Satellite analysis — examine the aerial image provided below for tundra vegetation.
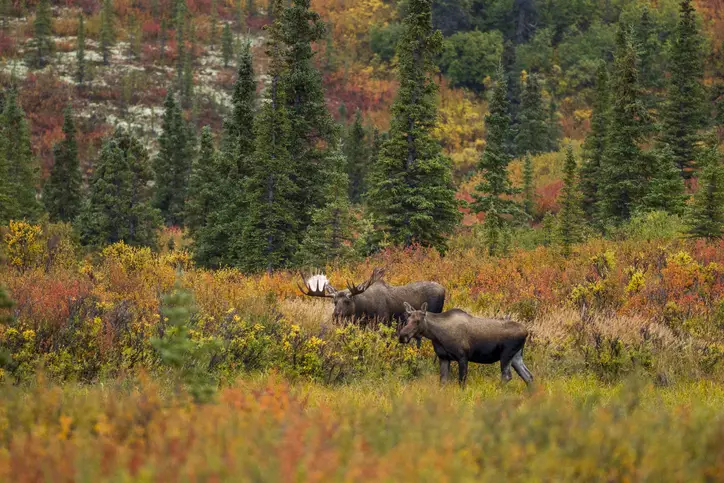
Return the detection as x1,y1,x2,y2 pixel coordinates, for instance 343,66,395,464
2,0,724,479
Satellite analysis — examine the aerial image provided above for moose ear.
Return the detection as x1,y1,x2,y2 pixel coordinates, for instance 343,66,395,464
420,302,428,313
404,302,413,314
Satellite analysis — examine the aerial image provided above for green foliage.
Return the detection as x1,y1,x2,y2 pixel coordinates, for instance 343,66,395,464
76,129,161,248
344,109,370,204
366,0,460,252
439,30,503,92
522,153,535,218
686,145,724,240
281,0,339,240
43,106,82,223
237,0,298,273
614,210,685,241
515,72,551,156
579,63,609,224
222,23,233,68
209,0,218,48
181,50,194,108
186,127,219,239
0,87,41,223
76,15,86,86
28,0,53,68
298,148,356,266
153,92,192,227
661,0,707,178
222,41,256,169
641,145,687,215
151,280,221,403
369,23,403,63
100,0,115,65
472,66,526,255
557,144,585,256
598,25,649,225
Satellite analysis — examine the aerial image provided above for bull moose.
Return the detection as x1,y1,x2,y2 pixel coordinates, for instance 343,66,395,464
398,303,534,387
298,268,445,346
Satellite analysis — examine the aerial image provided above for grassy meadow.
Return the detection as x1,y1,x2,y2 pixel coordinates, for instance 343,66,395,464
3,216,724,480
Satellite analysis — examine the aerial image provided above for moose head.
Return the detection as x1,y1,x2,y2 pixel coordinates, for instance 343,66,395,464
298,268,386,321
398,302,427,344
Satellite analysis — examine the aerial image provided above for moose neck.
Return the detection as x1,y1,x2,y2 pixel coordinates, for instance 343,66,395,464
419,313,444,342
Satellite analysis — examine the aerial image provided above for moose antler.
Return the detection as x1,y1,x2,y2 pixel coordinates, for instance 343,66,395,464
346,267,385,296
298,271,336,298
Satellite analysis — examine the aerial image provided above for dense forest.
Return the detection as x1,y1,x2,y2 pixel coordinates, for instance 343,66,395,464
0,0,722,272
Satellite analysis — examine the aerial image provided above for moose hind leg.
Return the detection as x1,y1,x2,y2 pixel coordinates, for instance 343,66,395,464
500,353,514,385
511,349,534,386
458,359,469,387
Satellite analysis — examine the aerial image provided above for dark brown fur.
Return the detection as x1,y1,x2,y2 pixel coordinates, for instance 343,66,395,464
399,304,533,387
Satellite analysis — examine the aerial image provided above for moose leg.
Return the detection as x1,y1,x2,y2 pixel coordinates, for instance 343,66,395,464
458,359,469,387
511,349,534,386
439,359,450,384
500,353,514,385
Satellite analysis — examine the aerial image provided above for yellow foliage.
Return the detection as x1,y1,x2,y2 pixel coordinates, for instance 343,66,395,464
3,221,43,272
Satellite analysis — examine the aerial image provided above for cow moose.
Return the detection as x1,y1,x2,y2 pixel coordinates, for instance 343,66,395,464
298,268,445,346
398,303,534,387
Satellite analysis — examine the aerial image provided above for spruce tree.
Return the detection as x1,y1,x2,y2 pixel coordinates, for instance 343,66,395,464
557,144,584,256
175,13,185,86
547,95,561,152
298,147,355,266
598,25,648,225
686,144,724,239
76,129,161,247
471,65,525,255
153,92,192,226
100,0,115,65
502,40,521,131
662,0,707,178
0,87,40,222
515,72,549,156
186,127,224,258
344,109,370,204
181,52,194,108
366,0,459,251
43,106,81,222
237,0,298,272
640,145,687,215
160,18,168,62
28,0,53,68
221,23,233,68
76,14,86,86
522,152,535,218
221,40,256,169
280,0,339,236
579,63,610,224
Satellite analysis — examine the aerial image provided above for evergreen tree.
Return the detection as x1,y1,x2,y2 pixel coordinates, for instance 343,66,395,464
298,147,355,266
221,23,233,68
221,40,256,168
344,109,370,204
598,25,648,225
471,66,525,255
281,0,339,235
501,40,521,128
547,95,561,152
76,14,86,86
640,145,687,215
366,0,459,251
0,87,40,222
661,0,707,178
186,128,219,240
28,0,53,68
175,12,185,85
43,106,81,222
153,92,192,226
686,144,724,239
100,0,115,65
636,6,664,110
181,51,194,108
515,72,549,156
557,144,584,256
237,0,298,272
522,152,535,218
128,16,142,61
579,63,610,223
76,129,161,247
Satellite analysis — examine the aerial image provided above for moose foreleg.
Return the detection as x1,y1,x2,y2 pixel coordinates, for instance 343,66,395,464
458,359,469,387
439,359,450,384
